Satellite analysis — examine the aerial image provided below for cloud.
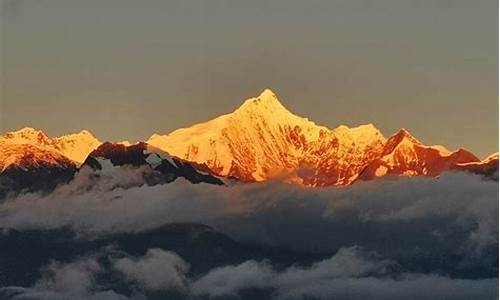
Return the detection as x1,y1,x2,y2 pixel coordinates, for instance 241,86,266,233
35,257,102,296
0,170,497,277
274,275,497,300
0,255,135,300
273,247,391,288
190,246,497,300
0,248,188,300
113,248,189,291
3,246,496,300
0,288,132,300
190,260,274,297
190,246,389,298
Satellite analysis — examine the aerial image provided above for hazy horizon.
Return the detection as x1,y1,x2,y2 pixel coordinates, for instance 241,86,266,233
1,0,498,157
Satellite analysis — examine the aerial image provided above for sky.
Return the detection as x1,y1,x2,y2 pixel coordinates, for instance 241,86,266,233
0,0,497,158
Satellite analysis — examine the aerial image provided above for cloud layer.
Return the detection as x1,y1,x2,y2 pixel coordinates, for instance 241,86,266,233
0,169,496,256
0,168,497,299
191,246,497,300
1,247,496,300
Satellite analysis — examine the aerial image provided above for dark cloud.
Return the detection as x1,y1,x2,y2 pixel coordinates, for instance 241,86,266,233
191,246,497,300
0,170,496,256
191,260,274,297
0,248,186,299
0,168,497,284
0,255,134,300
273,275,497,300
113,248,189,291
2,247,496,300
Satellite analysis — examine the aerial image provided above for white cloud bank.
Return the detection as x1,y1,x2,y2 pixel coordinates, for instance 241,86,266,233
0,170,496,257
0,168,497,299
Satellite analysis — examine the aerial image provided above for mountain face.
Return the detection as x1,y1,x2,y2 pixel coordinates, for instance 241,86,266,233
148,89,496,186
0,140,77,198
0,130,224,197
148,89,387,186
358,129,482,180
83,142,224,185
452,152,499,179
1,89,497,188
0,128,101,197
1,127,101,164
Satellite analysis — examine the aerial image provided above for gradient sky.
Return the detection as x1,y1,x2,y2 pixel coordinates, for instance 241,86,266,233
1,0,497,157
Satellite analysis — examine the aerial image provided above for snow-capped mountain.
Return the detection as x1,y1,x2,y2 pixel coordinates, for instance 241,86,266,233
83,142,224,185
0,140,76,173
148,89,323,182
0,139,224,198
0,128,99,197
1,89,496,188
148,89,387,185
357,129,481,180
452,152,499,179
1,127,101,164
148,89,497,186
0,139,77,197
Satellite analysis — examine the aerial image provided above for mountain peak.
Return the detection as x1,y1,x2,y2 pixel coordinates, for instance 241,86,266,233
3,127,49,144
15,127,42,134
78,129,92,136
379,128,422,156
59,129,98,141
484,152,499,162
236,89,288,114
259,88,278,99
54,130,101,164
147,90,491,186
1,127,101,165
392,128,421,144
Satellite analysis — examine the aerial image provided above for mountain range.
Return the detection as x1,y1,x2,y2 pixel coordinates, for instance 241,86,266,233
0,89,497,195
